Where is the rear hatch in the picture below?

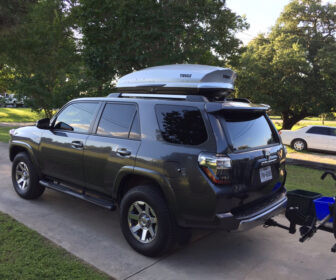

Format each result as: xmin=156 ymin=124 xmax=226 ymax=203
xmin=206 ymin=101 xmax=286 ymax=212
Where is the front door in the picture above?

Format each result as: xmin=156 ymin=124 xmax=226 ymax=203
xmin=39 ymin=101 xmax=100 ymax=187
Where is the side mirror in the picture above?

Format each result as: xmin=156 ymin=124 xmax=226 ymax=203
xmin=54 ymin=121 xmax=74 ymax=131
xmin=36 ymin=118 xmax=50 ymax=129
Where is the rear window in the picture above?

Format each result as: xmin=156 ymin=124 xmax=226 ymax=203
xmin=155 ymin=105 xmax=207 ymax=145
xmin=218 ymin=112 xmax=278 ymax=151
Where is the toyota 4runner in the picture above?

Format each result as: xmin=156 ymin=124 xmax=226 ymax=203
xmin=9 ymin=64 xmax=287 ymax=256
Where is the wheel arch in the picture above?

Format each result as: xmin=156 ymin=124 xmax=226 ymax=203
xmin=9 ymin=142 xmax=41 ymax=176
xmin=113 ymin=167 xmax=179 ymax=220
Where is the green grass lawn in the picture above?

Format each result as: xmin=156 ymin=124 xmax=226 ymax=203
xmin=271 ymin=118 xmax=336 ymax=131
xmin=0 ymin=212 xmax=112 ymax=280
xmin=0 ymin=127 xmax=17 ymax=143
xmin=286 ymin=165 xmax=336 ymax=196
xmin=0 ymin=108 xmax=44 ymax=122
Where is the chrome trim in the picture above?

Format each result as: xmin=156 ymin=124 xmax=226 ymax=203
xmin=237 ymin=196 xmax=287 ymax=231
xmin=260 ymin=158 xmax=278 ymax=166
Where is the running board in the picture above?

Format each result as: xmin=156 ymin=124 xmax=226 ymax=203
xmin=39 ymin=180 xmax=116 ymax=210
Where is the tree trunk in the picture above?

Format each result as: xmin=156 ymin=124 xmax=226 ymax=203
xmin=281 ymin=111 xmax=306 ymax=130
xmin=43 ymin=108 xmax=53 ymax=119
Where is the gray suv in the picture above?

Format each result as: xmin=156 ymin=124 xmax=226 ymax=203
xmin=9 ymin=65 xmax=287 ymax=256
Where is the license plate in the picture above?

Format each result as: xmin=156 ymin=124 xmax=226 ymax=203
xmin=259 ymin=166 xmax=272 ymax=183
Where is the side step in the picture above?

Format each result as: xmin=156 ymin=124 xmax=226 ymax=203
xmin=39 ymin=180 xmax=116 ymax=210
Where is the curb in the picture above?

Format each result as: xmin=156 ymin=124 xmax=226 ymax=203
xmin=286 ymin=158 xmax=336 ymax=171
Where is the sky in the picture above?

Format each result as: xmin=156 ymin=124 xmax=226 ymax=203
xmin=226 ymin=0 xmax=335 ymax=45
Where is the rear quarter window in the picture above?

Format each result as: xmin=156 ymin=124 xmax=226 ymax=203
xmin=155 ymin=105 xmax=207 ymax=145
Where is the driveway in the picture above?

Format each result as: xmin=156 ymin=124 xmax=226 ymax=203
xmin=0 ymin=142 xmax=335 ymax=280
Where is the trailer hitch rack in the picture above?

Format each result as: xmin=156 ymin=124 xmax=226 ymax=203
xmin=264 ymin=171 xmax=336 ymax=253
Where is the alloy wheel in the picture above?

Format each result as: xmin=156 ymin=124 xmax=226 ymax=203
xmin=15 ymin=162 xmax=30 ymax=191
xmin=293 ymin=140 xmax=305 ymax=151
xmin=128 ymin=201 xmax=158 ymax=244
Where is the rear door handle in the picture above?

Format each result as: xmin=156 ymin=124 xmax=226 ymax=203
xmin=71 ymin=140 xmax=84 ymax=149
xmin=116 ymin=148 xmax=131 ymax=156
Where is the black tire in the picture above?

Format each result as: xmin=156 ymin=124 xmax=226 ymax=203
xmin=291 ymin=139 xmax=307 ymax=152
xmin=120 ymin=185 xmax=176 ymax=257
xmin=12 ymin=152 xmax=45 ymax=199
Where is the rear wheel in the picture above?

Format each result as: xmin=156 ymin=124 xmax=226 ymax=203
xmin=120 ymin=185 xmax=176 ymax=257
xmin=292 ymin=139 xmax=307 ymax=151
xmin=12 ymin=152 xmax=45 ymax=199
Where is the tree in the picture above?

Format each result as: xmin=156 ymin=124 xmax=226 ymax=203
xmin=0 ymin=0 xmax=83 ymax=118
xmin=236 ymin=0 xmax=336 ymax=129
xmin=77 ymin=0 xmax=248 ymax=95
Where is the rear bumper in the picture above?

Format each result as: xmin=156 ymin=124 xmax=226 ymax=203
xmin=215 ymin=193 xmax=287 ymax=231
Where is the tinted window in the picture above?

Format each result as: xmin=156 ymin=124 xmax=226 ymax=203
xmin=129 ymin=112 xmax=141 ymax=140
xmin=330 ymin=128 xmax=336 ymax=136
xmin=54 ymin=102 xmax=99 ymax=133
xmin=155 ymin=105 xmax=207 ymax=145
xmin=307 ymin=126 xmax=331 ymax=136
xmin=218 ymin=112 xmax=278 ymax=151
xmin=96 ymin=103 xmax=137 ymax=138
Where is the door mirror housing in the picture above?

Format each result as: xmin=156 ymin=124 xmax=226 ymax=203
xmin=54 ymin=121 xmax=74 ymax=131
xmin=36 ymin=118 xmax=50 ymax=129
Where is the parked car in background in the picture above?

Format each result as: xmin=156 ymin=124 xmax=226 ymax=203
xmin=280 ymin=125 xmax=336 ymax=152
xmin=3 ymin=93 xmax=25 ymax=107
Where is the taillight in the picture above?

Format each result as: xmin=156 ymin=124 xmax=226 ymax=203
xmin=198 ymin=152 xmax=232 ymax=185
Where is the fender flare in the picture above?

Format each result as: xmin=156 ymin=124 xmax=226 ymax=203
xmin=10 ymin=141 xmax=41 ymax=176
xmin=113 ymin=166 xmax=179 ymax=218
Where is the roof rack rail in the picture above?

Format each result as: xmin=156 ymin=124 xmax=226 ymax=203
xmin=107 ymin=93 xmax=208 ymax=102
xmin=226 ymin=98 xmax=251 ymax=103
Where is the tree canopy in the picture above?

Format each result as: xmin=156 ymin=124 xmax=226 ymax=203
xmin=78 ymin=0 xmax=248 ymax=95
xmin=0 ymin=0 xmax=83 ymax=117
xmin=237 ymin=0 xmax=336 ymax=129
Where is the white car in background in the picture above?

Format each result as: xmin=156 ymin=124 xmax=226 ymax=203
xmin=280 ymin=125 xmax=336 ymax=152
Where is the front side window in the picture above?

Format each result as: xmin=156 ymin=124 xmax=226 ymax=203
xmin=155 ymin=105 xmax=207 ymax=145
xmin=96 ymin=103 xmax=138 ymax=139
xmin=306 ymin=126 xmax=330 ymax=136
xmin=54 ymin=102 xmax=99 ymax=133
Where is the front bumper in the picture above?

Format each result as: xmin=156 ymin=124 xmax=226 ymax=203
xmin=215 ymin=193 xmax=287 ymax=231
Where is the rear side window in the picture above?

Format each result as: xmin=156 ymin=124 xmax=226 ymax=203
xmin=96 ymin=103 xmax=138 ymax=139
xmin=155 ymin=105 xmax=207 ymax=145
xmin=331 ymin=128 xmax=336 ymax=136
xmin=218 ymin=112 xmax=278 ymax=151
xmin=307 ymin=126 xmax=331 ymax=136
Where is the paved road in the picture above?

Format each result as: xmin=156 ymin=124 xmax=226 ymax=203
xmin=1 ymin=142 xmax=336 ymax=280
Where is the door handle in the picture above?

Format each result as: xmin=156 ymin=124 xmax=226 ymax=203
xmin=71 ymin=140 xmax=84 ymax=149
xmin=116 ymin=148 xmax=131 ymax=156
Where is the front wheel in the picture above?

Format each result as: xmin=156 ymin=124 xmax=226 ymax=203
xmin=120 ymin=185 xmax=176 ymax=257
xmin=12 ymin=152 xmax=45 ymax=199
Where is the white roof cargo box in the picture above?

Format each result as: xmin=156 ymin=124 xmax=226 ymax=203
xmin=116 ymin=64 xmax=236 ymax=97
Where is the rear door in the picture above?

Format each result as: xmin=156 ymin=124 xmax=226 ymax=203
xmin=84 ymin=102 xmax=141 ymax=194
xmin=327 ymin=127 xmax=336 ymax=152
xmin=212 ymin=110 xmax=285 ymax=206
xmin=305 ymin=126 xmax=331 ymax=150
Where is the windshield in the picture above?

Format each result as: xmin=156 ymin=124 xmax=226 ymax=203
xmin=217 ymin=112 xmax=279 ymax=151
